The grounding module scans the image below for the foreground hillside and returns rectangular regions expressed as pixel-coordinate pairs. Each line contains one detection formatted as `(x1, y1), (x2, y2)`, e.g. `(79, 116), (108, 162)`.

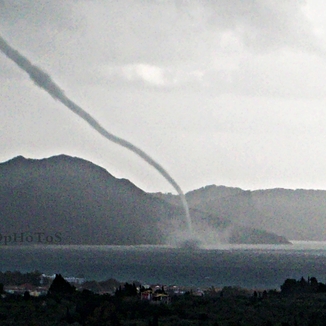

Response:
(1, 273), (326, 325)
(0, 155), (289, 245)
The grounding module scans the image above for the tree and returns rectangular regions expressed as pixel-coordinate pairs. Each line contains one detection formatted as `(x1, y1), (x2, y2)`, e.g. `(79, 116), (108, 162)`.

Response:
(47, 274), (75, 296)
(0, 283), (4, 294)
(280, 278), (297, 294)
(115, 282), (137, 297)
(23, 291), (31, 300)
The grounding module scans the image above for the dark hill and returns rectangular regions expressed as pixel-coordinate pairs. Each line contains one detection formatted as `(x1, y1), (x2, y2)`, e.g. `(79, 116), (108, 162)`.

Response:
(155, 184), (326, 241)
(0, 155), (183, 245)
(0, 156), (289, 245)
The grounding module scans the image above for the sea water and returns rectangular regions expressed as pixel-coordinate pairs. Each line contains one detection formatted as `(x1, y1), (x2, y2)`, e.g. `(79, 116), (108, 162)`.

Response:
(1, 241), (326, 289)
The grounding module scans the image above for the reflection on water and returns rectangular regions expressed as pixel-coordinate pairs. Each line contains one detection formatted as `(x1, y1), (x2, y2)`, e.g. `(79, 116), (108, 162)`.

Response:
(1, 241), (326, 289)
(2, 240), (326, 251)
(203, 241), (326, 251)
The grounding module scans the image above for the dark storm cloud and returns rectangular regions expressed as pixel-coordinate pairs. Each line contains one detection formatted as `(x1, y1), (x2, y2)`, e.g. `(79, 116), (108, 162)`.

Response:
(173, 0), (317, 54)
(104, 0), (317, 62)
(0, 0), (73, 29)
(0, 1), (87, 84)
(1, 0), (319, 99)
(0, 1), (318, 68)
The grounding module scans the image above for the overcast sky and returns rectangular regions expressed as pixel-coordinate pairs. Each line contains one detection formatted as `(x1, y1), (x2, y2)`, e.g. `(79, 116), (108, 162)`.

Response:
(1, 0), (326, 193)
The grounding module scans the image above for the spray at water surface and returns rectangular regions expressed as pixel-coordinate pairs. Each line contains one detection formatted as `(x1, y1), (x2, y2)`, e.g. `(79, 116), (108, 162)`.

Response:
(0, 35), (195, 240)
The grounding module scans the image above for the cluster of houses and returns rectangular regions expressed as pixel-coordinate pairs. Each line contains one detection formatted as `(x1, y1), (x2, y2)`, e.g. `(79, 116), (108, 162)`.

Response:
(2, 273), (207, 303)
(140, 289), (170, 303)
(40, 273), (86, 285)
(140, 284), (204, 303)
(3, 284), (48, 297)
(3, 274), (86, 297)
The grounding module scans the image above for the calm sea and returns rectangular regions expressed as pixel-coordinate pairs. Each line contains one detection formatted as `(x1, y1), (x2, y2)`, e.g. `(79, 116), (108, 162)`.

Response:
(1, 241), (326, 289)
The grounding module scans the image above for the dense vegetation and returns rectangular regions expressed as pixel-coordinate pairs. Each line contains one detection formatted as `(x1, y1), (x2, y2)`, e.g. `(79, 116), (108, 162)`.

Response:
(2, 274), (326, 325)
(0, 270), (43, 286)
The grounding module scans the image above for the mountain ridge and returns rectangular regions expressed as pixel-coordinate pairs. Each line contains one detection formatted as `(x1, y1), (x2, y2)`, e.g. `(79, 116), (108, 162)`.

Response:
(154, 184), (326, 241)
(0, 155), (290, 245)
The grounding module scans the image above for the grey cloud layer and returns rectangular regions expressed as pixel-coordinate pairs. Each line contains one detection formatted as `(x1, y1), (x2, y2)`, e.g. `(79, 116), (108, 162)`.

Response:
(0, 1), (317, 62)
(0, 0), (74, 29)
(1, 1), (325, 99)
(202, 0), (314, 50)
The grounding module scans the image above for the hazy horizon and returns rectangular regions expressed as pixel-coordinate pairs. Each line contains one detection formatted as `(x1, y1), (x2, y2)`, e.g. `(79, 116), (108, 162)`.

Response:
(4, 153), (326, 195)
